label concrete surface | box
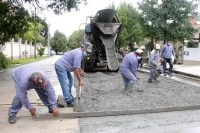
[0,55,79,133]
[79,109,200,133]
[1,56,200,133]
[78,72,200,112]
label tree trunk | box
[128,43,134,52]
[150,36,154,50]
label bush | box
[187,41,199,48]
[37,47,45,56]
[0,52,10,69]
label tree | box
[139,0,165,50]
[139,0,198,50]
[116,2,144,51]
[0,0,86,45]
[23,17,48,46]
[68,30,84,49]
[0,1,30,45]
[10,0,87,14]
[50,30,68,54]
[159,0,197,42]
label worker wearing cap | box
[137,46,145,69]
[119,49,143,92]
[8,66,59,124]
[54,42,92,107]
[148,44,164,83]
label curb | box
[139,67,200,80]
[36,104,200,119]
[173,69,200,79]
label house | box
[183,16,200,62]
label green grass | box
[8,55,49,68]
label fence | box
[0,38,43,60]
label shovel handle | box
[78,85,82,99]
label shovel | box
[136,77,144,92]
[78,85,83,99]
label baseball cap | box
[81,42,93,53]
[135,48,143,54]
[140,46,145,50]
[155,44,160,50]
[31,72,48,88]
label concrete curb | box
[173,69,200,79]
[36,104,200,120]
[139,67,200,80]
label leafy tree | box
[50,30,68,54]
[0,0,86,45]
[116,2,144,51]
[23,17,47,46]
[68,30,84,49]
[10,0,87,14]
[139,0,198,49]
[0,0,30,45]
[159,0,197,42]
[139,0,166,50]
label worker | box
[148,44,164,83]
[55,42,92,107]
[119,48,143,92]
[8,66,59,124]
[160,41,175,76]
[137,46,145,69]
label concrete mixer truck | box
[82,9,121,71]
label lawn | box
[8,56,49,68]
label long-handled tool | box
[78,84,83,99]
[136,77,144,92]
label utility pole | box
[47,23,50,56]
[33,7,37,59]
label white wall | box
[1,39,42,59]
[184,46,200,61]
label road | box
[1,55,200,133]
[0,55,79,133]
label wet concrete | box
[78,72,200,113]
[101,37,119,71]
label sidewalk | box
[0,55,79,133]
[174,64,200,78]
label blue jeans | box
[55,64,73,104]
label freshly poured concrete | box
[101,37,119,71]
[78,72,200,113]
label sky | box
[41,0,139,37]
